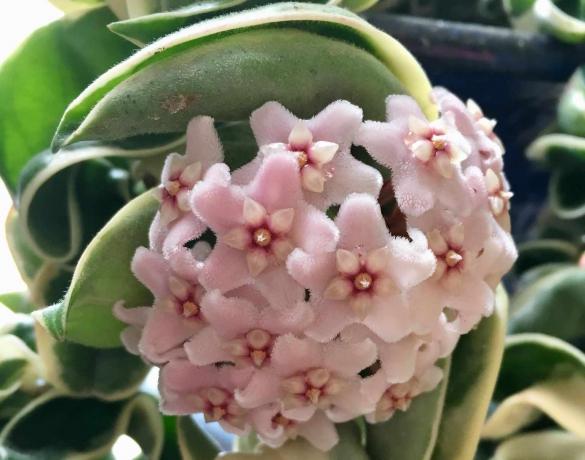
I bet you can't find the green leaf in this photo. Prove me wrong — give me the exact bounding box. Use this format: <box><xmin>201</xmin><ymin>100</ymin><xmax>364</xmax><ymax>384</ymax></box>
<box><xmin>53</xmin><ymin>2</ymin><xmax>436</xmax><ymax>149</ymax></box>
<box><xmin>0</xmin><ymin>360</ymin><xmax>27</xmax><ymax>399</ymax></box>
<box><xmin>34</xmin><ymin>322</ymin><xmax>148</xmax><ymax>400</ymax></box>
<box><xmin>430</xmin><ymin>286</ymin><xmax>508</xmax><ymax>460</ymax></box>
<box><xmin>16</xmin><ymin>138</ymin><xmax>183</xmax><ymax>262</ymax></box>
<box><xmin>558</xmin><ymin>68</ymin><xmax>585</xmax><ymax>137</ymax></box>
<box><xmin>493</xmin><ymin>333</ymin><xmax>585</xmax><ymax>401</ymax></box>
<box><xmin>0</xmin><ymin>334</ymin><xmax>43</xmax><ymax>405</ymax></box>
<box><xmin>0</xmin><ymin>391</ymin><xmax>163</xmax><ymax>460</ymax></box>
<box><xmin>366</xmin><ymin>359</ymin><xmax>451</xmax><ymax>460</ymax></box>
<box><xmin>492</xmin><ymin>430</ymin><xmax>585</xmax><ymax>460</ymax></box>
<box><xmin>513</xmin><ymin>239</ymin><xmax>579</xmax><ymax>276</ymax></box>
<box><xmin>367</xmin><ymin>286</ymin><xmax>507</xmax><ymax>460</ymax></box>
<box><xmin>549</xmin><ymin>165</ymin><xmax>585</xmax><ymax>219</ymax></box>
<box><xmin>527</xmin><ymin>133</ymin><xmax>585</xmax><ymax>168</ymax></box>
<box><xmin>0</xmin><ymin>6</ymin><xmax>134</xmax><ymax>193</ymax></box>
<box><xmin>0</xmin><ymin>292</ymin><xmax>35</xmax><ymax>315</ymax></box>
<box><xmin>482</xmin><ymin>375</ymin><xmax>585</xmax><ymax>439</ymax></box>
<box><xmin>509</xmin><ymin>266</ymin><xmax>585</xmax><ymax>343</ymax></box>
<box><xmin>176</xmin><ymin>415</ymin><xmax>221</xmax><ymax>460</ymax></box>
<box><xmin>533</xmin><ymin>0</ymin><xmax>585</xmax><ymax>43</ymax></box>
<box><xmin>36</xmin><ymin>191</ymin><xmax>158</xmax><ymax>348</ymax></box>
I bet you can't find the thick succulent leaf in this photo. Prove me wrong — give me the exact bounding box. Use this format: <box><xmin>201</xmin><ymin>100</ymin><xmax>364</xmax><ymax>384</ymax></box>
<box><xmin>558</xmin><ymin>68</ymin><xmax>585</xmax><ymax>137</ymax></box>
<box><xmin>34</xmin><ymin>322</ymin><xmax>148</xmax><ymax>401</ymax></box>
<box><xmin>527</xmin><ymin>133</ymin><xmax>585</xmax><ymax>169</ymax></box>
<box><xmin>366</xmin><ymin>359</ymin><xmax>451</xmax><ymax>460</ymax></box>
<box><xmin>0</xmin><ymin>300</ymin><xmax>36</xmax><ymax>351</ymax></box>
<box><xmin>430</xmin><ymin>287</ymin><xmax>508</xmax><ymax>460</ymax></box>
<box><xmin>227</xmin><ymin>422</ymin><xmax>367</xmax><ymax>460</ymax></box>
<box><xmin>16</xmin><ymin>138</ymin><xmax>183</xmax><ymax>262</ymax></box>
<box><xmin>482</xmin><ymin>376</ymin><xmax>585</xmax><ymax>439</ymax></box>
<box><xmin>109</xmin><ymin>0</ymin><xmax>335</xmax><ymax>46</ymax></box>
<box><xmin>0</xmin><ymin>334</ymin><xmax>43</xmax><ymax>406</ymax></box>
<box><xmin>35</xmin><ymin>191</ymin><xmax>158</xmax><ymax>348</ymax></box>
<box><xmin>367</xmin><ymin>286</ymin><xmax>507</xmax><ymax>460</ymax></box>
<box><xmin>176</xmin><ymin>416</ymin><xmax>221</xmax><ymax>460</ymax></box>
<box><xmin>549</xmin><ymin>166</ymin><xmax>585</xmax><ymax>219</ymax></box>
<box><xmin>0</xmin><ymin>6</ymin><xmax>134</xmax><ymax>193</ymax></box>
<box><xmin>509</xmin><ymin>266</ymin><xmax>585</xmax><ymax>343</ymax></box>
<box><xmin>0</xmin><ymin>391</ymin><xmax>163</xmax><ymax>460</ymax></box>
<box><xmin>0</xmin><ymin>292</ymin><xmax>35</xmax><ymax>315</ymax></box>
<box><xmin>533</xmin><ymin>0</ymin><xmax>585</xmax><ymax>43</ymax></box>
<box><xmin>513</xmin><ymin>239</ymin><xmax>579</xmax><ymax>276</ymax></box>
<box><xmin>493</xmin><ymin>333</ymin><xmax>585</xmax><ymax>400</ymax></box>
<box><xmin>52</xmin><ymin>2</ymin><xmax>436</xmax><ymax>149</ymax></box>
<box><xmin>491</xmin><ymin>430</ymin><xmax>585</xmax><ymax>460</ymax></box>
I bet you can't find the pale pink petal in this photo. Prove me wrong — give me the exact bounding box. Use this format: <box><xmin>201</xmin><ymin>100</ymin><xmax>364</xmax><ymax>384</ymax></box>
<box><xmin>407</xmin><ymin>282</ymin><xmax>445</xmax><ymax>335</ymax></box>
<box><xmin>131</xmin><ymin>247</ymin><xmax>170</xmax><ymax>298</ymax></box>
<box><xmin>323</xmin><ymin>339</ymin><xmax>376</xmax><ymax>377</ymax></box>
<box><xmin>336</xmin><ymin>194</ymin><xmax>389</xmax><ymax>251</ymax></box>
<box><xmin>386</xmin><ymin>94</ymin><xmax>425</xmax><ymax>121</ymax></box>
<box><xmin>290</xmin><ymin>203</ymin><xmax>338</xmax><ymax>254</ymax></box>
<box><xmin>260</xmin><ymin>301</ymin><xmax>314</xmax><ymax>335</ymax></box>
<box><xmin>271</xmin><ymin>334</ymin><xmax>322</xmax><ymax>376</ymax></box>
<box><xmin>298</xmin><ymin>411</ymin><xmax>339</xmax><ymax>451</ymax></box>
<box><xmin>190</xmin><ymin>163</ymin><xmax>245</xmax><ymax>233</ymax></box>
<box><xmin>327</xmin><ymin>382</ymin><xmax>373</xmax><ymax>422</ymax></box>
<box><xmin>355</xmin><ymin>121</ymin><xmax>403</xmax><ymax>170</ymax></box>
<box><xmin>432</xmin><ymin>88</ymin><xmax>477</xmax><ymax>139</ymax></box>
<box><xmin>245</xmin><ymin>154</ymin><xmax>302</xmax><ymax>212</ymax></box>
<box><xmin>148</xmin><ymin>213</ymin><xmax>165</xmax><ymax>252</ymax></box>
<box><xmin>167</xmin><ymin>248</ymin><xmax>201</xmax><ymax>284</ymax></box>
<box><xmin>287</xmin><ymin>249</ymin><xmax>336</xmax><ymax>294</ymax></box>
<box><xmin>363</xmin><ymin>295</ymin><xmax>412</xmax><ymax>342</ymax></box>
<box><xmin>200</xmin><ymin>290</ymin><xmax>259</xmax><ymax>338</ymax></box>
<box><xmin>162</xmin><ymin>214</ymin><xmax>207</xmax><ymax>257</ymax></box>
<box><xmin>236</xmin><ymin>369</ymin><xmax>281</xmax><ymax>408</ymax></box>
<box><xmin>250</xmin><ymin>101</ymin><xmax>297</xmax><ymax>146</ymax></box>
<box><xmin>255</xmin><ymin>268</ymin><xmax>306</xmax><ymax>310</ymax></box>
<box><xmin>185</xmin><ymin>116</ymin><xmax>223</xmax><ymax>167</ymax></box>
<box><xmin>113</xmin><ymin>302</ymin><xmax>150</xmax><ymax>327</ymax></box>
<box><xmin>306</xmin><ymin>299</ymin><xmax>354</xmax><ymax>343</ymax></box>
<box><xmin>139</xmin><ymin>306</ymin><xmax>198</xmax><ymax>363</ymax></box>
<box><xmin>120</xmin><ymin>327</ymin><xmax>142</xmax><ymax>355</ymax></box>
<box><xmin>324</xmin><ymin>152</ymin><xmax>383</xmax><ymax>206</ymax></box>
<box><xmin>361</xmin><ymin>371</ymin><xmax>390</xmax><ymax>406</ymax></box>
<box><xmin>184</xmin><ymin>327</ymin><xmax>231</xmax><ymax>366</ymax></box>
<box><xmin>199</xmin><ymin>243</ymin><xmax>251</xmax><ymax>292</ymax></box>
<box><xmin>161</xmin><ymin>152</ymin><xmax>184</xmax><ymax>184</ymax></box>
<box><xmin>385</xmin><ymin>230</ymin><xmax>435</xmax><ymax>290</ymax></box>
<box><xmin>378</xmin><ymin>335</ymin><xmax>420</xmax><ymax>383</ymax></box>
<box><xmin>307</xmin><ymin>100</ymin><xmax>362</xmax><ymax>149</ymax></box>
<box><xmin>282</xmin><ymin>405</ymin><xmax>317</xmax><ymax>422</ymax></box>
<box><xmin>232</xmin><ymin>157</ymin><xmax>262</xmax><ymax>186</ymax></box>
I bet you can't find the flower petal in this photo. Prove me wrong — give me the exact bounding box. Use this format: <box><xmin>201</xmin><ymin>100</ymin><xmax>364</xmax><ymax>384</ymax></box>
<box><xmin>185</xmin><ymin>116</ymin><xmax>223</xmax><ymax>168</ymax></box>
<box><xmin>131</xmin><ymin>247</ymin><xmax>170</xmax><ymax>298</ymax></box>
<box><xmin>306</xmin><ymin>299</ymin><xmax>354</xmax><ymax>343</ymax></box>
<box><xmin>199</xmin><ymin>243</ymin><xmax>251</xmax><ymax>292</ymax></box>
<box><xmin>184</xmin><ymin>327</ymin><xmax>231</xmax><ymax>366</ymax></box>
<box><xmin>201</xmin><ymin>290</ymin><xmax>259</xmax><ymax>338</ymax></box>
<box><xmin>250</xmin><ymin>101</ymin><xmax>297</xmax><ymax>146</ymax></box>
<box><xmin>271</xmin><ymin>334</ymin><xmax>322</xmax><ymax>376</ymax></box>
<box><xmin>287</xmin><ymin>249</ymin><xmax>336</xmax><ymax>294</ymax></box>
<box><xmin>307</xmin><ymin>100</ymin><xmax>362</xmax><ymax>150</ymax></box>
<box><xmin>336</xmin><ymin>194</ymin><xmax>389</xmax><ymax>251</ymax></box>
<box><xmin>362</xmin><ymin>295</ymin><xmax>412</xmax><ymax>342</ymax></box>
<box><xmin>323</xmin><ymin>339</ymin><xmax>377</xmax><ymax>377</ymax></box>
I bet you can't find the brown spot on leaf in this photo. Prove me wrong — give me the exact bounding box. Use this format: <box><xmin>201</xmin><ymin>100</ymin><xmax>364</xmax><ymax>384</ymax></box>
<box><xmin>160</xmin><ymin>94</ymin><xmax>197</xmax><ymax>114</ymax></box>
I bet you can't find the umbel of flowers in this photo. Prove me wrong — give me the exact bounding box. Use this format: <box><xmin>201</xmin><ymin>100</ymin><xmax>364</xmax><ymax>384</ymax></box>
<box><xmin>115</xmin><ymin>88</ymin><xmax>516</xmax><ymax>451</ymax></box>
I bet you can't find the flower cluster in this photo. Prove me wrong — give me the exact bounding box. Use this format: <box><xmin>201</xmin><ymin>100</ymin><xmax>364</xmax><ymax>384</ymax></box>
<box><xmin>115</xmin><ymin>89</ymin><xmax>516</xmax><ymax>451</ymax></box>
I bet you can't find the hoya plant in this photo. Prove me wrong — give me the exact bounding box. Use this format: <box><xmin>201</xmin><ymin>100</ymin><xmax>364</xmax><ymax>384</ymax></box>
<box><xmin>0</xmin><ymin>1</ymin><xmax>583</xmax><ymax>459</ymax></box>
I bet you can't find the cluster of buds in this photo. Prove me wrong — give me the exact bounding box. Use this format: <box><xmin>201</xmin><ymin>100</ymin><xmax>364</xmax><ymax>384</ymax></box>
<box><xmin>115</xmin><ymin>88</ymin><xmax>516</xmax><ymax>451</ymax></box>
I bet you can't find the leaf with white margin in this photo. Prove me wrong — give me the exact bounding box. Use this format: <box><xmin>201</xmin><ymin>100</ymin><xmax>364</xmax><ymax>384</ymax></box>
<box><xmin>558</xmin><ymin>68</ymin><xmax>585</xmax><ymax>137</ymax></box>
<box><xmin>513</xmin><ymin>239</ymin><xmax>579</xmax><ymax>276</ymax></box>
<box><xmin>16</xmin><ymin>138</ymin><xmax>183</xmax><ymax>263</ymax></box>
<box><xmin>227</xmin><ymin>422</ymin><xmax>367</xmax><ymax>460</ymax></box>
<box><xmin>430</xmin><ymin>286</ymin><xmax>508</xmax><ymax>460</ymax></box>
<box><xmin>52</xmin><ymin>2</ymin><xmax>436</xmax><ymax>150</ymax></box>
<box><xmin>176</xmin><ymin>416</ymin><xmax>221</xmax><ymax>460</ymax></box>
<box><xmin>483</xmin><ymin>334</ymin><xmax>585</xmax><ymax>440</ymax></box>
<box><xmin>533</xmin><ymin>0</ymin><xmax>585</xmax><ymax>43</ymax></box>
<box><xmin>366</xmin><ymin>286</ymin><xmax>507</xmax><ymax>460</ymax></box>
<box><xmin>0</xmin><ymin>6</ymin><xmax>134</xmax><ymax>193</ymax></box>
<box><xmin>34</xmin><ymin>323</ymin><xmax>148</xmax><ymax>401</ymax></box>
<box><xmin>482</xmin><ymin>376</ymin><xmax>585</xmax><ymax>440</ymax></box>
<box><xmin>491</xmin><ymin>430</ymin><xmax>585</xmax><ymax>460</ymax></box>
<box><xmin>510</xmin><ymin>266</ymin><xmax>585</xmax><ymax>343</ymax></box>
<box><xmin>0</xmin><ymin>390</ymin><xmax>163</xmax><ymax>460</ymax></box>
<box><xmin>35</xmin><ymin>191</ymin><xmax>158</xmax><ymax>348</ymax></box>
<box><xmin>0</xmin><ymin>334</ymin><xmax>43</xmax><ymax>403</ymax></box>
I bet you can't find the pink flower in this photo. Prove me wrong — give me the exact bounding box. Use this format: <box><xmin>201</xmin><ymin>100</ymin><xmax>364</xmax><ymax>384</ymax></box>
<box><xmin>184</xmin><ymin>288</ymin><xmax>313</xmax><ymax>369</ymax></box>
<box><xmin>235</xmin><ymin>100</ymin><xmax>382</xmax><ymax>210</ymax></box>
<box><xmin>288</xmin><ymin>193</ymin><xmax>436</xmax><ymax>342</ymax></box>
<box><xmin>114</xmin><ymin>247</ymin><xmax>206</xmax><ymax>363</ymax></box>
<box><xmin>191</xmin><ymin>154</ymin><xmax>338</xmax><ymax>293</ymax></box>
<box><xmin>355</xmin><ymin>95</ymin><xmax>479</xmax><ymax>217</ymax></box>
<box><xmin>149</xmin><ymin>117</ymin><xmax>223</xmax><ymax>254</ymax></box>
<box><xmin>251</xmin><ymin>405</ymin><xmax>338</xmax><ymax>451</ymax></box>
<box><xmin>159</xmin><ymin>360</ymin><xmax>252</xmax><ymax>435</ymax></box>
